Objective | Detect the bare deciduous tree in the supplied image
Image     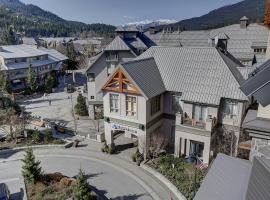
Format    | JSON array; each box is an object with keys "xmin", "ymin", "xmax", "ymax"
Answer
[{"xmin": 149, "ymin": 130, "xmax": 169, "ymax": 158}]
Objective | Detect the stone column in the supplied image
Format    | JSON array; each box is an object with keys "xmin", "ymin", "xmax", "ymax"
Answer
[
  {"xmin": 174, "ymin": 134, "xmax": 181, "ymax": 157},
  {"xmin": 104, "ymin": 121, "xmax": 114, "ymax": 147},
  {"xmin": 88, "ymin": 104, "xmax": 95, "ymax": 119},
  {"xmin": 181, "ymin": 137, "xmax": 186, "ymax": 156}
]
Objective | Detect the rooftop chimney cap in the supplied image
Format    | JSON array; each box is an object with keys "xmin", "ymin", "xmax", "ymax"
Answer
[{"xmin": 240, "ymin": 16, "xmax": 249, "ymax": 21}]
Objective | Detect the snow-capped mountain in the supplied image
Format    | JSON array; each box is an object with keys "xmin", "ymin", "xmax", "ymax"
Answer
[{"xmin": 124, "ymin": 19, "xmax": 177, "ymax": 30}]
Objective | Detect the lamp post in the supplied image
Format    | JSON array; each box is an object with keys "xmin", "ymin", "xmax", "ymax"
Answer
[
  {"xmin": 192, "ymin": 153, "xmax": 199, "ymax": 198},
  {"xmin": 70, "ymin": 93, "xmax": 77, "ymax": 135}
]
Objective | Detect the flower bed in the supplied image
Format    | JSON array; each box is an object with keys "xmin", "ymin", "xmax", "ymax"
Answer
[{"xmin": 147, "ymin": 155, "xmax": 207, "ymax": 200}]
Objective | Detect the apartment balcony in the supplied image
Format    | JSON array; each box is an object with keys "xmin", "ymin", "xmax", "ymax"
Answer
[
  {"xmin": 175, "ymin": 113, "xmax": 213, "ymax": 132},
  {"xmin": 106, "ymin": 55, "xmax": 119, "ymax": 62}
]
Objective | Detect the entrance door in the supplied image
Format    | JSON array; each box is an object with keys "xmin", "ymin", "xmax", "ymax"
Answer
[{"xmin": 190, "ymin": 141, "xmax": 204, "ymax": 158}]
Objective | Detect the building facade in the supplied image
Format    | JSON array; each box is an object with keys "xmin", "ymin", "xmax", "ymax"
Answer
[
  {"xmin": 0, "ymin": 45, "xmax": 68, "ymax": 90},
  {"xmin": 86, "ymin": 26, "xmax": 151, "ymax": 119},
  {"xmin": 100, "ymin": 46, "xmax": 248, "ymax": 164}
]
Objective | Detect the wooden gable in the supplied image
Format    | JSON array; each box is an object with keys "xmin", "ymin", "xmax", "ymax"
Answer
[{"xmin": 102, "ymin": 68, "xmax": 141, "ymax": 95}]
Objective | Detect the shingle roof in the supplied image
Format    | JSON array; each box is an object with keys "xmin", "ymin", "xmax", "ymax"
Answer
[
  {"xmin": 39, "ymin": 47, "xmax": 68, "ymax": 61},
  {"xmin": 0, "ymin": 44, "xmax": 46, "ymax": 59},
  {"xmin": 136, "ymin": 46, "xmax": 247, "ymax": 104},
  {"xmin": 115, "ymin": 26, "xmax": 139, "ymax": 32},
  {"xmin": 240, "ymin": 59, "xmax": 270, "ymax": 106},
  {"xmin": 209, "ymin": 24, "xmax": 268, "ymax": 65},
  {"xmin": 194, "ymin": 154, "xmax": 252, "ymax": 200},
  {"xmin": 121, "ymin": 57, "xmax": 166, "ymax": 99},
  {"xmin": 104, "ymin": 36, "xmax": 131, "ymax": 51}
]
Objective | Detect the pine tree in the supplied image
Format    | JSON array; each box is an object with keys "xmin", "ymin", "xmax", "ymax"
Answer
[
  {"xmin": 21, "ymin": 148, "xmax": 42, "ymax": 183},
  {"xmin": 27, "ymin": 64, "xmax": 38, "ymax": 93},
  {"xmin": 74, "ymin": 168, "xmax": 95, "ymax": 200},
  {"xmin": 75, "ymin": 94, "xmax": 88, "ymax": 116}
]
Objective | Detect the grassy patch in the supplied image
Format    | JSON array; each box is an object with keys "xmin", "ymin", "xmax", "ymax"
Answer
[{"xmin": 148, "ymin": 155, "xmax": 207, "ymax": 200}]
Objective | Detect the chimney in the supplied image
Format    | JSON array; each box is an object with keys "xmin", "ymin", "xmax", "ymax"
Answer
[
  {"xmin": 240, "ymin": 16, "xmax": 249, "ymax": 29},
  {"xmin": 149, "ymin": 26, "xmax": 156, "ymax": 35}
]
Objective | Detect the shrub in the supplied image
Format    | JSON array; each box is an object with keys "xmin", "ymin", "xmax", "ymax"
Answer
[
  {"xmin": 21, "ymin": 148, "xmax": 42, "ymax": 183},
  {"xmin": 75, "ymin": 94, "xmax": 88, "ymax": 116},
  {"xmin": 74, "ymin": 168, "xmax": 96, "ymax": 200},
  {"xmin": 31, "ymin": 129, "xmax": 40, "ymax": 144},
  {"xmin": 44, "ymin": 129, "xmax": 53, "ymax": 143}
]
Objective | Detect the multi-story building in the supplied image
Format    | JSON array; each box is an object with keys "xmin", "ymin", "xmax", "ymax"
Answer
[
  {"xmin": 100, "ymin": 46, "xmax": 248, "ymax": 163},
  {"xmin": 86, "ymin": 17, "xmax": 268, "ymax": 120},
  {"xmin": 0, "ymin": 44, "xmax": 68, "ymax": 90},
  {"xmin": 86, "ymin": 26, "xmax": 151, "ymax": 119}
]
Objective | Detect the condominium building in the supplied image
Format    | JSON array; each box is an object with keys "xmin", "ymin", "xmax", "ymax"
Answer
[
  {"xmin": 86, "ymin": 26, "xmax": 151, "ymax": 119},
  {"xmin": 0, "ymin": 44, "xmax": 68, "ymax": 90},
  {"xmin": 100, "ymin": 46, "xmax": 248, "ymax": 163},
  {"xmin": 86, "ymin": 17, "xmax": 268, "ymax": 120}
]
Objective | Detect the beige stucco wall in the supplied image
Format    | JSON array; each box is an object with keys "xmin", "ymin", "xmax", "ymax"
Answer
[
  {"xmin": 257, "ymin": 104, "xmax": 270, "ymax": 119},
  {"xmin": 87, "ymin": 51, "xmax": 135, "ymax": 103}
]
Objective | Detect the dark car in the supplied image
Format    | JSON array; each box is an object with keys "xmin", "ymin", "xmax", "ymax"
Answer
[{"xmin": 0, "ymin": 183, "xmax": 10, "ymax": 200}]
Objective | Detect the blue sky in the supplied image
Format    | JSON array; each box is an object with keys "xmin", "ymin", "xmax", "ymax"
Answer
[{"xmin": 21, "ymin": 0, "xmax": 243, "ymax": 25}]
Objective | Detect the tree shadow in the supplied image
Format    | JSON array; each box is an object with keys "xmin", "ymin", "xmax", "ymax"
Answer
[
  {"xmin": 91, "ymin": 185, "xmax": 108, "ymax": 200},
  {"xmin": 110, "ymin": 194, "xmax": 146, "ymax": 200},
  {"xmin": 10, "ymin": 188, "xmax": 24, "ymax": 200}
]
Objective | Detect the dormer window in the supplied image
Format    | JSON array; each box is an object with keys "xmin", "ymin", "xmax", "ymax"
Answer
[{"xmin": 254, "ymin": 48, "xmax": 267, "ymax": 54}]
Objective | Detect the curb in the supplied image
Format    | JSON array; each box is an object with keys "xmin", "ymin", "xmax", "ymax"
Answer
[
  {"xmin": 1, "ymin": 154, "xmax": 162, "ymax": 200},
  {"xmin": 0, "ymin": 142, "xmax": 73, "ymax": 156},
  {"xmin": 141, "ymin": 163, "xmax": 187, "ymax": 200}
]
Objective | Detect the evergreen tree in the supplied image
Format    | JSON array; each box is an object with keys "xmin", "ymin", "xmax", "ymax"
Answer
[
  {"xmin": 27, "ymin": 64, "xmax": 38, "ymax": 93},
  {"xmin": 0, "ymin": 72, "xmax": 10, "ymax": 94},
  {"xmin": 0, "ymin": 26, "xmax": 16, "ymax": 45},
  {"xmin": 21, "ymin": 148, "xmax": 42, "ymax": 183},
  {"xmin": 75, "ymin": 94, "xmax": 88, "ymax": 116},
  {"xmin": 74, "ymin": 168, "xmax": 95, "ymax": 200}
]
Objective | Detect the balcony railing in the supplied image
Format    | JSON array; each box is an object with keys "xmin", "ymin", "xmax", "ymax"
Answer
[{"xmin": 176, "ymin": 113, "xmax": 213, "ymax": 131}]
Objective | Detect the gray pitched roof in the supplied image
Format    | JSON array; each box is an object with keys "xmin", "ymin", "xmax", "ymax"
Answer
[
  {"xmin": 115, "ymin": 26, "xmax": 139, "ymax": 32},
  {"xmin": 105, "ymin": 36, "xmax": 131, "ymax": 51},
  {"xmin": 137, "ymin": 46, "xmax": 247, "ymax": 105},
  {"xmin": 245, "ymin": 157, "xmax": 270, "ymax": 200},
  {"xmin": 0, "ymin": 44, "xmax": 47, "ymax": 59},
  {"xmin": 39, "ymin": 47, "xmax": 68, "ymax": 61},
  {"xmin": 209, "ymin": 24, "xmax": 268, "ymax": 65},
  {"xmin": 195, "ymin": 154, "xmax": 252, "ymax": 200},
  {"xmin": 240, "ymin": 59, "xmax": 270, "ymax": 107},
  {"xmin": 121, "ymin": 57, "xmax": 166, "ymax": 99},
  {"xmin": 240, "ymin": 16, "xmax": 249, "ymax": 21}
]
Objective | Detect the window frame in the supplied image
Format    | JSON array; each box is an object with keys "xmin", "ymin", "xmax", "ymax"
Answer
[
  {"xmin": 109, "ymin": 93, "xmax": 120, "ymax": 113},
  {"xmin": 126, "ymin": 95, "xmax": 137, "ymax": 117}
]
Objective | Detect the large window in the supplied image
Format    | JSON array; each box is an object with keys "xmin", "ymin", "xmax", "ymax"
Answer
[
  {"xmin": 192, "ymin": 105, "xmax": 208, "ymax": 122},
  {"xmin": 126, "ymin": 95, "xmax": 137, "ymax": 116},
  {"xmin": 224, "ymin": 101, "xmax": 238, "ymax": 118},
  {"xmin": 110, "ymin": 94, "xmax": 119, "ymax": 113},
  {"xmin": 151, "ymin": 95, "xmax": 161, "ymax": 115},
  {"xmin": 190, "ymin": 141, "xmax": 204, "ymax": 158}
]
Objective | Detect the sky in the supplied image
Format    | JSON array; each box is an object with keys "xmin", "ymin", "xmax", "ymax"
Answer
[{"xmin": 20, "ymin": 0, "xmax": 243, "ymax": 26}]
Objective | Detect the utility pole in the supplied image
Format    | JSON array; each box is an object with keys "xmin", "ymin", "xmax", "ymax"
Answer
[{"xmin": 70, "ymin": 93, "xmax": 77, "ymax": 135}]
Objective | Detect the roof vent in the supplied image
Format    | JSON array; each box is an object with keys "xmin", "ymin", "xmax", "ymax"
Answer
[{"xmin": 240, "ymin": 16, "xmax": 249, "ymax": 29}]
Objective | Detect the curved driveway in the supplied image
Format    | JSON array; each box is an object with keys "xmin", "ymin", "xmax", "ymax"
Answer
[{"xmin": 0, "ymin": 149, "xmax": 177, "ymax": 200}]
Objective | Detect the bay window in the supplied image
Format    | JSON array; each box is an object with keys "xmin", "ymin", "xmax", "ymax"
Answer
[
  {"xmin": 110, "ymin": 94, "xmax": 119, "ymax": 113},
  {"xmin": 126, "ymin": 95, "xmax": 137, "ymax": 116}
]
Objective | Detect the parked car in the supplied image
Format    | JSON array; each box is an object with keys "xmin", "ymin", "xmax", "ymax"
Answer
[{"xmin": 0, "ymin": 183, "xmax": 10, "ymax": 200}]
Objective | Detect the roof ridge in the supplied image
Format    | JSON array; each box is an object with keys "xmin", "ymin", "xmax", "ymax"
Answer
[{"xmin": 122, "ymin": 56, "xmax": 154, "ymax": 65}]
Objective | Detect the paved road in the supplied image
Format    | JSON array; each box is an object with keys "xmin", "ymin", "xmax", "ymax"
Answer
[{"xmin": 0, "ymin": 148, "xmax": 177, "ymax": 200}]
